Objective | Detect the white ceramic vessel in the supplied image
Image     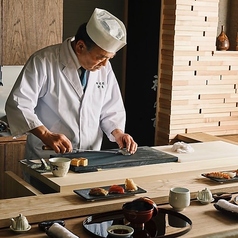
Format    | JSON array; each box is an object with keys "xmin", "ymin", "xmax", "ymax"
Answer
[
  {"xmin": 107, "ymin": 225, "xmax": 134, "ymax": 237},
  {"xmin": 10, "ymin": 214, "xmax": 31, "ymax": 232},
  {"xmin": 197, "ymin": 188, "xmax": 214, "ymax": 204}
]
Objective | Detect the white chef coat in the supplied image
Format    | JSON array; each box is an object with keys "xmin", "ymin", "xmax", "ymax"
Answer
[{"xmin": 5, "ymin": 37, "xmax": 126, "ymax": 160}]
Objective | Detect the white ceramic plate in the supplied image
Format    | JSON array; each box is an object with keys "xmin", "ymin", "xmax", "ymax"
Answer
[
  {"xmin": 197, "ymin": 197, "xmax": 214, "ymax": 204},
  {"xmin": 10, "ymin": 225, "xmax": 31, "ymax": 233}
]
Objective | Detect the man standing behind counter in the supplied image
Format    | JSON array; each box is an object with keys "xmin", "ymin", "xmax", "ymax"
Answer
[{"xmin": 5, "ymin": 8, "xmax": 137, "ymax": 160}]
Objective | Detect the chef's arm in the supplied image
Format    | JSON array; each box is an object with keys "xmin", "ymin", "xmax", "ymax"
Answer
[
  {"xmin": 111, "ymin": 129, "xmax": 138, "ymax": 154},
  {"xmin": 30, "ymin": 125, "xmax": 73, "ymax": 154}
]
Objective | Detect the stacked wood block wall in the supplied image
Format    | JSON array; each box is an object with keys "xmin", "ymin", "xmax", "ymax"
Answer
[{"xmin": 155, "ymin": 0, "xmax": 238, "ymax": 145}]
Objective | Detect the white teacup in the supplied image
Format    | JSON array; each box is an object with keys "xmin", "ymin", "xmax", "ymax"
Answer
[
  {"xmin": 49, "ymin": 157, "xmax": 71, "ymax": 177},
  {"xmin": 169, "ymin": 187, "xmax": 190, "ymax": 212}
]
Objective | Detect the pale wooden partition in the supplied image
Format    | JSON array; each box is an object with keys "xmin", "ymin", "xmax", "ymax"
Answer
[
  {"xmin": 155, "ymin": 0, "xmax": 238, "ymax": 145},
  {"xmin": 4, "ymin": 171, "xmax": 42, "ymax": 198}
]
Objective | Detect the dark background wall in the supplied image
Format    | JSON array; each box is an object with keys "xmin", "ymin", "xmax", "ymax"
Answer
[
  {"xmin": 124, "ymin": 0, "xmax": 161, "ymax": 146},
  {"xmin": 63, "ymin": 0, "xmax": 127, "ymax": 91},
  {"xmin": 63, "ymin": 0, "xmax": 161, "ymax": 148}
]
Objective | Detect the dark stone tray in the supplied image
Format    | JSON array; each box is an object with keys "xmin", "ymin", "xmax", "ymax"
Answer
[{"xmin": 51, "ymin": 146, "xmax": 178, "ymax": 173}]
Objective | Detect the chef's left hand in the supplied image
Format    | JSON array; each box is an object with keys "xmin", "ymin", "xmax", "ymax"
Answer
[{"xmin": 112, "ymin": 129, "xmax": 138, "ymax": 154}]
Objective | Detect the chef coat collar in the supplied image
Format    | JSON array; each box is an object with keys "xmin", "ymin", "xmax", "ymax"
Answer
[{"xmin": 67, "ymin": 37, "xmax": 81, "ymax": 70}]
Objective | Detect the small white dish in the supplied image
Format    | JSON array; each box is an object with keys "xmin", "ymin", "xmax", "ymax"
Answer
[
  {"xmin": 233, "ymin": 195, "xmax": 238, "ymax": 205},
  {"xmin": 10, "ymin": 225, "xmax": 31, "ymax": 233},
  {"xmin": 197, "ymin": 197, "xmax": 214, "ymax": 205},
  {"xmin": 107, "ymin": 225, "xmax": 134, "ymax": 237}
]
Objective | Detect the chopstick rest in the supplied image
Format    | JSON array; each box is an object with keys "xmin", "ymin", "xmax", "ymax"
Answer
[
  {"xmin": 216, "ymin": 199, "xmax": 238, "ymax": 213},
  {"xmin": 46, "ymin": 223, "xmax": 79, "ymax": 238}
]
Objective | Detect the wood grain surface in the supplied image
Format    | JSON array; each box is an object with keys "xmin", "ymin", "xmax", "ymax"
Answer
[{"xmin": 1, "ymin": 0, "xmax": 63, "ymax": 65}]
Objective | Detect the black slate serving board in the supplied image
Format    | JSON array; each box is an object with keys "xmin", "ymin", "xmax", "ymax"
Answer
[
  {"xmin": 73, "ymin": 184, "xmax": 147, "ymax": 201},
  {"xmin": 50, "ymin": 146, "xmax": 178, "ymax": 173}
]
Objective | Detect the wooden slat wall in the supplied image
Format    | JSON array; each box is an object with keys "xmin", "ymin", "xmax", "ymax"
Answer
[{"xmin": 155, "ymin": 0, "xmax": 238, "ymax": 145}]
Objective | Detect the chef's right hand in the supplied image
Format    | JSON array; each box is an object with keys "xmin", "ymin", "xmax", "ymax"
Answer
[{"xmin": 30, "ymin": 125, "xmax": 73, "ymax": 154}]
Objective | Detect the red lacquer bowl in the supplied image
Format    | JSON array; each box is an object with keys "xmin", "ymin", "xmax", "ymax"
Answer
[{"xmin": 122, "ymin": 197, "xmax": 158, "ymax": 225}]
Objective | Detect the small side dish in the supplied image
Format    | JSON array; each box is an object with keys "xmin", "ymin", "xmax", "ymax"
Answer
[
  {"xmin": 89, "ymin": 178, "xmax": 137, "ymax": 197},
  {"xmin": 125, "ymin": 178, "xmax": 138, "ymax": 191},
  {"xmin": 74, "ymin": 178, "xmax": 146, "ymax": 201},
  {"xmin": 202, "ymin": 170, "xmax": 238, "ymax": 183},
  {"xmin": 89, "ymin": 187, "xmax": 108, "ymax": 196},
  {"xmin": 109, "ymin": 185, "xmax": 125, "ymax": 194},
  {"xmin": 70, "ymin": 157, "xmax": 88, "ymax": 166},
  {"xmin": 205, "ymin": 172, "xmax": 233, "ymax": 179},
  {"xmin": 107, "ymin": 225, "xmax": 134, "ymax": 238}
]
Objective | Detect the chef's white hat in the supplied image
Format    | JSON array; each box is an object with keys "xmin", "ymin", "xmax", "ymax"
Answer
[{"xmin": 86, "ymin": 8, "xmax": 127, "ymax": 53}]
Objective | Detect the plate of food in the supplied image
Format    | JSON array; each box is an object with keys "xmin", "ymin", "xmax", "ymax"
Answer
[
  {"xmin": 73, "ymin": 179, "xmax": 147, "ymax": 201},
  {"xmin": 201, "ymin": 170, "xmax": 237, "ymax": 183}
]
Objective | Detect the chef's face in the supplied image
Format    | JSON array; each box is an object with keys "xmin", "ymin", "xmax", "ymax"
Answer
[{"xmin": 75, "ymin": 40, "xmax": 115, "ymax": 71}]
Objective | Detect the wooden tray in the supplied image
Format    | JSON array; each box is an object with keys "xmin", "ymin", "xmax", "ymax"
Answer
[{"xmin": 82, "ymin": 208, "xmax": 192, "ymax": 237}]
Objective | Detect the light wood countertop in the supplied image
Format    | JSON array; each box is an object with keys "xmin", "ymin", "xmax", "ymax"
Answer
[
  {"xmin": 20, "ymin": 141, "xmax": 238, "ymax": 193},
  {"xmin": 2, "ymin": 158, "xmax": 238, "ymax": 228},
  {"xmin": 1, "ymin": 197, "xmax": 238, "ymax": 238},
  {"xmin": 1, "ymin": 140, "xmax": 238, "ymax": 237}
]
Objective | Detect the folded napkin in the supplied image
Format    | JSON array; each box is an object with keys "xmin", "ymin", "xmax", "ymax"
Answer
[
  {"xmin": 171, "ymin": 142, "xmax": 194, "ymax": 153},
  {"xmin": 47, "ymin": 223, "xmax": 79, "ymax": 238},
  {"xmin": 216, "ymin": 199, "xmax": 238, "ymax": 213}
]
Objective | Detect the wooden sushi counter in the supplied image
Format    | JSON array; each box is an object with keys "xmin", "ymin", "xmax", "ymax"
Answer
[{"xmin": 1, "ymin": 136, "xmax": 238, "ymax": 237}]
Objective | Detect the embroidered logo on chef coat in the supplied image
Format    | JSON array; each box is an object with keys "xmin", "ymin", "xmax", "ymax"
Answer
[{"xmin": 96, "ymin": 81, "xmax": 105, "ymax": 89}]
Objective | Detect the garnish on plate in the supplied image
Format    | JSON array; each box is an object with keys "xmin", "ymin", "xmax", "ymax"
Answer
[
  {"xmin": 109, "ymin": 185, "xmax": 125, "ymax": 194},
  {"xmin": 89, "ymin": 187, "xmax": 108, "ymax": 196},
  {"xmin": 125, "ymin": 178, "xmax": 138, "ymax": 191},
  {"xmin": 205, "ymin": 172, "xmax": 232, "ymax": 179}
]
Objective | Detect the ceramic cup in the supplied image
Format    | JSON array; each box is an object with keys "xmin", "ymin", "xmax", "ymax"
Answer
[
  {"xmin": 49, "ymin": 157, "xmax": 71, "ymax": 177},
  {"xmin": 169, "ymin": 187, "xmax": 190, "ymax": 212}
]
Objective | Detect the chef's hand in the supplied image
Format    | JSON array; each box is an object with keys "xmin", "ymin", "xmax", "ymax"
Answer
[
  {"xmin": 30, "ymin": 125, "xmax": 73, "ymax": 154},
  {"xmin": 112, "ymin": 129, "xmax": 138, "ymax": 154}
]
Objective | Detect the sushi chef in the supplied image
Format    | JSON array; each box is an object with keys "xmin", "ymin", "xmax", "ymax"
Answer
[{"xmin": 5, "ymin": 8, "xmax": 137, "ymax": 160}]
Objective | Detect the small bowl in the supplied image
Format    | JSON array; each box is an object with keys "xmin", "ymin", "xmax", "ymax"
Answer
[
  {"xmin": 107, "ymin": 225, "xmax": 134, "ymax": 237},
  {"xmin": 122, "ymin": 197, "xmax": 157, "ymax": 225},
  {"xmin": 49, "ymin": 157, "xmax": 71, "ymax": 177}
]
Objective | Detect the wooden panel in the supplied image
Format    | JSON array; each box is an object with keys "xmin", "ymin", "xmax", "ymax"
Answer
[
  {"xmin": 4, "ymin": 171, "xmax": 42, "ymax": 198},
  {"xmin": 1, "ymin": 0, "xmax": 63, "ymax": 65},
  {"xmin": 0, "ymin": 136, "xmax": 26, "ymax": 198},
  {"xmin": 0, "ymin": 144, "xmax": 5, "ymax": 199},
  {"xmin": 155, "ymin": 0, "xmax": 238, "ymax": 145},
  {"xmin": 5, "ymin": 141, "xmax": 26, "ymax": 178}
]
